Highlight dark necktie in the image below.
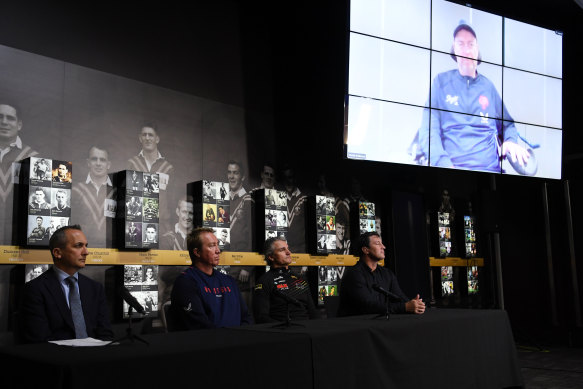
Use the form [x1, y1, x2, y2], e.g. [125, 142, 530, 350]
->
[66, 276, 88, 339]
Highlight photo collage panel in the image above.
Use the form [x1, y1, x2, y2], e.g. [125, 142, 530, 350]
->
[123, 265, 159, 318]
[316, 195, 337, 254]
[26, 157, 72, 245]
[123, 170, 160, 249]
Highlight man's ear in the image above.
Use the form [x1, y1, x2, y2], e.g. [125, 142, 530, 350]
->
[52, 247, 62, 260]
[192, 248, 201, 259]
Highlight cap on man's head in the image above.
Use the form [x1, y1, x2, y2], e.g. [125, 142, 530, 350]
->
[453, 19, 477, 39]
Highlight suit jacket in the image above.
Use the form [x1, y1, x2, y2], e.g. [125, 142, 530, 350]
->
[20, 267, 114, 343]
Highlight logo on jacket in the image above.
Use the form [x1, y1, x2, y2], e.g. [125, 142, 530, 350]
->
[478, 95, 489, 111]
[479, 112, 489, 124]
[183, 302, 192, 312]
[445, 94, 459, 106]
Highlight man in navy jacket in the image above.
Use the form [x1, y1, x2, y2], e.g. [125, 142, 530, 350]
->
[20, 225, 113, 343]
[171, 227, 252, 330]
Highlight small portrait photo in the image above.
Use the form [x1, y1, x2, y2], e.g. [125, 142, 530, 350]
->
[366, 219, 376, 233]
[317, 233, 328, 251]
[215, 227, 230, 248]
[265, 210, 277, 228]
[51, 160, 72, 184]
[142, 265, 158, 285]
[125, 221, 142, 246]
[359, 219, 368, 235]
[203, 180, 217, 201]
[264, 189, 277, 207]
[438, 212, 450, 226]
[45, 216, 65, 239]
[27, 215, 49, 243]
[217, 205, 230, 225]
[325, 197, 335, 215]
[141, 291, 158, 313]
[143, 173, 160, 195]
[127, 170, 143, 192]
[317, 215, 326, 232]
[31, 157, 52, 181]
[143, 198, 159, 222]
[276, 210, 288, 228]
[276, 191, 287, 208]
[327, 284, 338, 297]
[126, 196, 142, 218]
[29, 186, 51, 214]
[217, 182, 229, 202]
[104, 198, 117, 218]
[124, 265, 143, 284]
[142, 223, 159, 246]
[203, 203, 217, 224]
[326, 234, 337, 250]
[51, 188, 71, 216]
[326, 215, 335, 231]
[24, 264, 50, 283]
[316, 195, 327, 215]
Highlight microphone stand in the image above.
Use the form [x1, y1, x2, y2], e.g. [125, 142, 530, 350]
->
[109, 306, 150, 345]
[373, 294, 391, 321]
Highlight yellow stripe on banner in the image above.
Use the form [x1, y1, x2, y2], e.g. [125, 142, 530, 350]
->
[429, 257, 484, 267]
[0, 245, 362, 266]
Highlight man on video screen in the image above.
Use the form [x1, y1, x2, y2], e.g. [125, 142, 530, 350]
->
[418, 21, 529, 173]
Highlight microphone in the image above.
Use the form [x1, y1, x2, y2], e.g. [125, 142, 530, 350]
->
[273, 289, 303, 307]
[372, 284, 402, 302]
[119, 286, 146, 315]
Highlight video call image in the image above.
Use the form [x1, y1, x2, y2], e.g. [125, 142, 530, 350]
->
[345, 0, 562, 179]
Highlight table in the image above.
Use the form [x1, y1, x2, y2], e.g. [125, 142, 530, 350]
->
[0, 309, 522, 389]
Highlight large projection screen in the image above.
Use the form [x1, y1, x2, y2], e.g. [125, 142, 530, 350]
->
[345, 0, 563, 179]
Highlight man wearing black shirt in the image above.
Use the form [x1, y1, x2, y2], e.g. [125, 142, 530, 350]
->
[253, 237, 317, 323]
[338, 232, 425, 316]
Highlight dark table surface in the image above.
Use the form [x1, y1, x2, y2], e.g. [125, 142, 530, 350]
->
[1, 308, 522, 389]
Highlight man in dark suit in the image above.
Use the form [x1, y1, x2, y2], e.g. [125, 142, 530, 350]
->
[20, 225, 113, 343]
